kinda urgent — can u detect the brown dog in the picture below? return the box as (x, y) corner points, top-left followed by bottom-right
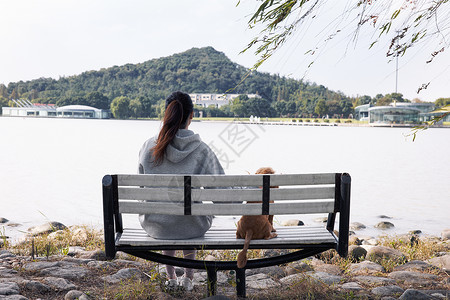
(236, 167), (278, 268)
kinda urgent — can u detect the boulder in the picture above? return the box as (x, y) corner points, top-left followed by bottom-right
(408, 230), (422, 235)
(366, 246), (407, 264)
(441, 229), (450, 240)
(393, 260), (438, 272)
(313, 263), (342, 275)
(246, 273), (280, 289)
(349, 260), (385, 275)
(102, 268), (147, 284)
(398, 289), (435, 300)
(28, 221), (67, 236)
(65, 290), (90, 300)
(348, 245), (367, 262)
(388, 271), (438, 285)
(371, 285), (404, 297)
(349, 236), (362, 246)
(308, 271), (342, 285)
(0, 282), (20, 295)
(354, 275), (395, 286)
(284, 261), (313, 275)
(0, 217), (9, 224)
(426, 254), (450, 272)
(23, 280), (51, 293)
(247, 266), (285, 278)
(350, 222), (366, 230)
(375, 221), (395, 229)
(340, 282), (363, 291)
(43, 277), (77, 291)
(377, 215), (392, 219)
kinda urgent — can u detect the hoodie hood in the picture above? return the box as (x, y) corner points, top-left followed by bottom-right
(165, 129), (202, 163)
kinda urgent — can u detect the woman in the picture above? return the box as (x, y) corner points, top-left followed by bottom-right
(138, 91), (224, 291)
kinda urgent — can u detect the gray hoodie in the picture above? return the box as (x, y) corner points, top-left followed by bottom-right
(138, 129), (224, 239)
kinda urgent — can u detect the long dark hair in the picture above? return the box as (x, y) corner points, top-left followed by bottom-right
(151, 91), (193, 164)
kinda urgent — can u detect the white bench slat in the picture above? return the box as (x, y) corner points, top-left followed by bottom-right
(117, 226), (336, 247)
(118, 186), (334, 202)
(117, 173), (336, 187)
(119, 200), (335, 215)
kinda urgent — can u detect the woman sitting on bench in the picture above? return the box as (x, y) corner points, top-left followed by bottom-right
(137, 91), (224, 291)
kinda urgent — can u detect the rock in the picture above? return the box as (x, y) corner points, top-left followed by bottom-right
(426, 254), (450, 272)
(43, 277), (76, 291)
(340, 282), (363, 291)
(399, 289), (434, 299)
(23, 280), (51, 293)
(441, 229), (450, 240)
(281, 219), (304, 226)
(375, 221), (395, 229)
(0, 282), (20, 295)
(377, 215), (392, 219)
(279, 273), (306, 285)
(371, 285), (404, 297)
(246, 273), (280, 289)
(78, 250), (106, 261)
(203, 255), (216, 261)
(246, 266), (285, 278)
(102, 268), (147, 284)
(349, 236), (362, 245)
(388, 271), (438, 285)
(0, 269), (18, 278)
(284, 261), (313, 275)
(408, 230), (422, 235)
(313, 263), (342, 275)
(193, 271), (228, 285)
(314, 217), (328, 223)
(366, 246), (407, 264)
(67, 246), (86, 256)
(27, 221), (67, 236)
(354, 275), (395, 286)
(308, 271), (342, 285)
(65, 290), (90, 300)
(393, 260), (438, 272)
(0, 218), (8, 224)
(71, 227), (88, 244)
(362, 238), (378, 245)
(87, 260), (116, 269)
(48, 230), (66, 240)
(349, 260), (385, 275)
(350, 222), (366, 230)
(348, 245), (367, 261)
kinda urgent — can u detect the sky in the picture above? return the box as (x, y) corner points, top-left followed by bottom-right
(1, 0), (449, 102)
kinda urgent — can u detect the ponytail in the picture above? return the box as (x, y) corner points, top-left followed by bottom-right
(151, 91), (193, 165)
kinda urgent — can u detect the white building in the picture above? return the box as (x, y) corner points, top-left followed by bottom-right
(189, 93), (261, 108)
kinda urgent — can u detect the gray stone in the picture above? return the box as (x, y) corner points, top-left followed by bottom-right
(367, 246), (407, 264)
(340, 282), (363, 291)
(0, 252), (15, 259)
(313, 263), (342, 275)
(393, 260), (437, 272)
(354, 275), (395, 285)
(375, 221), (395, 229)
(113, 259), (142, 267)
(67, 246), (86, 256)
(308, 271), (342, 285)
(388, 271), (438, 285)
(441, 229), (450, 240)
(408, 230), (422, 235)
(43, 277), (76, 291)
(102, 268), (146, 284)
(362, 238), (378, 245)
(0, 269), (18, 278)
(246, 266), (285, 278)
(427, 254), (450, 271)
(0, 218), (8, 224)
(246, 273), (280, 289)
(349, 260), (385, 275)
(371, 285), (404, 297)
(350, 222), (366, 230)
(399, 289), (434, 300)
(78, 250), (106, 261)
(348, 245), (367, 261)
(86, 260), (117, 269)
(62, 257), (94, 265)
(27, 221), (67, 236)
(193, 271), (228, 285)
(281, 219), (304, 226)
(284, 261), (313, 275)
(279, 273), (306, 285)
(0, 282), (19, 295)
(23, 280), (50, 293)
(0, 295), (29, 300)
(39, 265), (90, 280)
(377, 215), (392, 219)
(202, 296), (232, 300)
(349, 236), (362, 245)
(65, 290), (89, 300)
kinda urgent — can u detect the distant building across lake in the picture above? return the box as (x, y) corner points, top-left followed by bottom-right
(2, 100), (111, 119)
(189, 93), (261, 108)
(354, 102), (449, 125)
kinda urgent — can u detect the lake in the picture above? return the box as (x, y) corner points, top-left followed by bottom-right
(1, 117), (449, 240)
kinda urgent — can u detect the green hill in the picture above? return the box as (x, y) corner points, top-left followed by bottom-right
(0, 47), (354, 118)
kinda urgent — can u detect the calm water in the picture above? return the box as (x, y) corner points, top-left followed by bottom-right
(1, 117), (449, 240)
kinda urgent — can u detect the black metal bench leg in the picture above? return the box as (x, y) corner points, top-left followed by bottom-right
(236, 268), (246, 298)
(207, 268), (217, 296)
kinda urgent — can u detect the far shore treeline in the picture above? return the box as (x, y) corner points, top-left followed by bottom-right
(1, 47), (450, 119)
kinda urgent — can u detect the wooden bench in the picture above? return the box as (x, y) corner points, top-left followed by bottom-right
(102, 173), (351, 298)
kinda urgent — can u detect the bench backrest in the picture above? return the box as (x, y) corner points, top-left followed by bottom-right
(109, 173), (346, 217)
